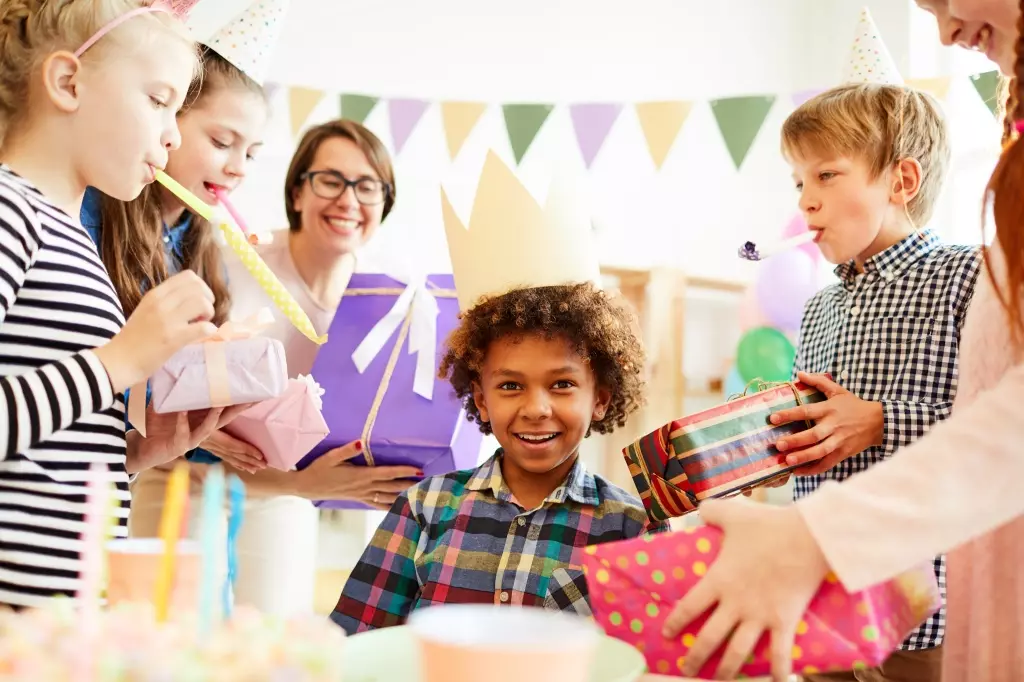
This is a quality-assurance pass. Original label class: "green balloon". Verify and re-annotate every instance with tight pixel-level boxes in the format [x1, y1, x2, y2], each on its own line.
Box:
[737, 327, 796, 383]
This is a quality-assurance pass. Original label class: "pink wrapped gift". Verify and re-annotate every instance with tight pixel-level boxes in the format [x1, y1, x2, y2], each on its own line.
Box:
[583, 526, 940, 678]
[223, 376, 330, 470]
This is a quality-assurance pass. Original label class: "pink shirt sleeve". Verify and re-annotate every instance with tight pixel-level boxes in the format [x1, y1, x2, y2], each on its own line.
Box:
[797, 360, 1024, 592]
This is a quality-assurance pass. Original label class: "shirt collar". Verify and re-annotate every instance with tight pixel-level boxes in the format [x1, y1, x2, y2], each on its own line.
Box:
[833, 230, 939, 284]
[465, 449, 601, 507]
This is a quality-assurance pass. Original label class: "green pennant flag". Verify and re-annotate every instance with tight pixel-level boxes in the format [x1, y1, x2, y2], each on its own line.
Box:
[502, 104, 554, 164]
[970, 71, 1002, 117]
[340, 94, 380, 124]
[710, 95, 776, 170]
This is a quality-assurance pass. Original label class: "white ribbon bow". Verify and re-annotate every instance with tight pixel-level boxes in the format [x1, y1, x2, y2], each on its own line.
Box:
[350, 272, 440, 400]
[295, 374, 325, 410]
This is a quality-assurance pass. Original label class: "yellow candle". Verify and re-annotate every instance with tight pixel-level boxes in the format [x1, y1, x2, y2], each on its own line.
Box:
[153, 169, 326, 345]
[153, 461, 190, 622]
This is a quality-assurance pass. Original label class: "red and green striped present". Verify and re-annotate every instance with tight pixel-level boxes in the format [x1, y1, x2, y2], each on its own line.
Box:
[623, 380, 826, 521]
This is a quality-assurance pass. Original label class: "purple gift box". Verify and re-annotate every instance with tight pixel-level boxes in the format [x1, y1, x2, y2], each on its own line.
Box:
[298, 273, 484, 509]
[150, 336, 288, 413]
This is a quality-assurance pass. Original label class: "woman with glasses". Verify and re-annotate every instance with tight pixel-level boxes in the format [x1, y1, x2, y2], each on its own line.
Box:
[200, 119, 423, 616]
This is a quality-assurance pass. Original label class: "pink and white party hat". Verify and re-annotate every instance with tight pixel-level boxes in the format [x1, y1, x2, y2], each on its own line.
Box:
[842, 7, 904, 85]
[186, 0, 290, 86]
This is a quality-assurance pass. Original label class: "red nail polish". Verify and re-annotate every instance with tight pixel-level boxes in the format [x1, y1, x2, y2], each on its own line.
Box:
[355, 440, 362, 450]
[415, 470, 425, 477]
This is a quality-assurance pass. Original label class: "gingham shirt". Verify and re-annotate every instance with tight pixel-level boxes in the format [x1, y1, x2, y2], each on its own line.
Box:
[792, 231, 982, 651]
[330, 450, 666, 634]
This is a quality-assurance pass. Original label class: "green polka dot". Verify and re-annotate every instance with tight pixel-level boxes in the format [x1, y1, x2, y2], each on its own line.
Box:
[852, 661, 868, 670]
[652, 570, 666, 584]
[630, 619, 644, 634]
[862, 625, 880, 642]
[635, 551, 649, 565]
[609, 612, 623, 627]
[645, 603, 659, 618]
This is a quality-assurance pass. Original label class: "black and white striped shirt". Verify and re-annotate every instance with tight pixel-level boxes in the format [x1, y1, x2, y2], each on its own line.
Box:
[792, 231, 982, 651]
[0, 165, 130, 609]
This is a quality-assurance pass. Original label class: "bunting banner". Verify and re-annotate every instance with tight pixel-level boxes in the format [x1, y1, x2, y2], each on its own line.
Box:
[569, 103, 623, 168]
[288, 87, 324, 137]
[441, 101, 488, 160]
[281, 69, 999, 175]
[635, 101, 693, 170]
[502, 103, 554, 164]
[712, 95, 776, 170]
[388, 99, 430, 153]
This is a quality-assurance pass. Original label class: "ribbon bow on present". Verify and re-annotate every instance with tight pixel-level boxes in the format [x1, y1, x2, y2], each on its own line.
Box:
[622, 379, 826, 521]
[129, 309, 277, 437]
[350, 271, 441, 400]
[295, 374, 326, 410]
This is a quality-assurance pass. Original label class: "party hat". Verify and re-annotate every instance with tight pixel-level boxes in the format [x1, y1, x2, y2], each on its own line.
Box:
[186, 0, 290, 86]
[441, 151, 601, 311]
[843, 7, 904, 85]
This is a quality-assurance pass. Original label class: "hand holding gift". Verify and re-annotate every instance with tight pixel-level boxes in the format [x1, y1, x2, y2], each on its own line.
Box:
[295, 439, 423, 510]
[199, 429, 268, 474]
[126, 402, 255, 474]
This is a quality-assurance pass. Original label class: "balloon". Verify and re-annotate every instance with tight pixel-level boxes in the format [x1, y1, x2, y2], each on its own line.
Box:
[755, 247, 819, 332]
[736, 327, 796, 383]
[724, 365, 747, 397]
[737, 287, 770, 332]
[783, 213, 821, 262]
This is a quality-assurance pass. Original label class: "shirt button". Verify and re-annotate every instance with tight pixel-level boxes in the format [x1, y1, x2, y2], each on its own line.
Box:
[840, 370, 850, 381]
[850, 306, 861, 316]
[163, 235, 170, 244]
[517, 517, 525, 527]
[883, 270, 895, 281]
[499, 591, 509, 603]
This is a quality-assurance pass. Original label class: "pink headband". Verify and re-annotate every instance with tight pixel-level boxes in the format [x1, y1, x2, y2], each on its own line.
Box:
[1015, 120, 1024, 135]
[74, 5, 171, 58]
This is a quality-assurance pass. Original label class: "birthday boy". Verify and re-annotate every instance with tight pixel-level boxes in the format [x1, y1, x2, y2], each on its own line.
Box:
[329, 152, 666, 634]
[767, 16, 981, 682]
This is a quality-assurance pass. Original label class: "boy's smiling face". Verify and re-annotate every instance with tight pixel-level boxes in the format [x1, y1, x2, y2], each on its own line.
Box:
[789, 151, 913, 267]
[473, 333, 611, 484]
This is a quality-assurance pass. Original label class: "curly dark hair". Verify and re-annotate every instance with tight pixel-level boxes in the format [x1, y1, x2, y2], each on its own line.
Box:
[438, 283, 646, 436]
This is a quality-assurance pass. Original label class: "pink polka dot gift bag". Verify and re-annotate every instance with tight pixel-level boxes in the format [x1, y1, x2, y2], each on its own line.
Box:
[582, 526, 940, 678]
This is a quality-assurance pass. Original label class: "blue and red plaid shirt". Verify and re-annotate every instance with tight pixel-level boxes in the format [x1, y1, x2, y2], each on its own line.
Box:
[330, 450, 667, 634]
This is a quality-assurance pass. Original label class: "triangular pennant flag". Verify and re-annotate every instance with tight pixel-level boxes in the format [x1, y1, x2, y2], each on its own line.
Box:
[288, 87, 324, 137]
[569, 103, 623, 168]
[441, 101, 488, 160]
[792, 88, 825, 108]
[907, 77, 952, 101]
[502, 104, 554, 164]
[711, 96, 776, 170]
[340, 94, 380, 124]
[635, 101, 692, 170]
[388, 99, 430, 153]
[971, 71, 1003, 116]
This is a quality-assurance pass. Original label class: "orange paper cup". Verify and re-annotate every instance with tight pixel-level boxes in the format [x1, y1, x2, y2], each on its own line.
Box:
[408, 605, 600, 682]
[106, 538, 201, 611]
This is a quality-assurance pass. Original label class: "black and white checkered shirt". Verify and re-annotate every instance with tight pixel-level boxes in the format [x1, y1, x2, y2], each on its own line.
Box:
[792, 230, 981, 651]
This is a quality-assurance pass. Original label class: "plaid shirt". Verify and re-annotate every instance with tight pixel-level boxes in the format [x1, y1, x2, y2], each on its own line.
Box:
[330, 451, 666, 634]
[793, 231, 982, 651]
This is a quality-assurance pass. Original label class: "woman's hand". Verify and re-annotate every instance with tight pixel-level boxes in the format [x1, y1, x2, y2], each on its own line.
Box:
[661, 498, 830, 681]
[126, 402, 253, 474]
[199, 429, 267, 474]
[294, 440, 424, 510]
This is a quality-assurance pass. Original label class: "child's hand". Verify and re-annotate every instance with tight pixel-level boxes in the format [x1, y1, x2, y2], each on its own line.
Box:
[769, 372, 884, 474]
[296, 440, 424, 509]
[200, 429, 268, 474]
[95, 271, 218, 393]
[126, 402, 254, 473]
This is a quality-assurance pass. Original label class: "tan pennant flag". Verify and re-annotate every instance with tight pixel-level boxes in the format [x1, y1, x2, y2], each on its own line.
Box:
[907, 77, 952, 101]
[289, 87, 325, 137]
[441, 101, 488, 160]
[635, 101, 693, 169]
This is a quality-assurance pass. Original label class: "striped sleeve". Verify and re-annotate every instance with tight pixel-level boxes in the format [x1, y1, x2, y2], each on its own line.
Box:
[0, 189, 116, 460]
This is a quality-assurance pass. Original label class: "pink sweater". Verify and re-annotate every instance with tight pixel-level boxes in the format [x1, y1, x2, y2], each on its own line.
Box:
[799, 243, 1024, 681]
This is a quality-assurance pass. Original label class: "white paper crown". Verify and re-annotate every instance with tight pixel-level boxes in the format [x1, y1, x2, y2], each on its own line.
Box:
[441, 151, 601, 311]
[843, 7, 904, 85]
[186, 0, 289, 86]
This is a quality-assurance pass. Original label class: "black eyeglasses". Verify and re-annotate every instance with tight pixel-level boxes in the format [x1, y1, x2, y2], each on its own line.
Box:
[299, 170, 391, 206]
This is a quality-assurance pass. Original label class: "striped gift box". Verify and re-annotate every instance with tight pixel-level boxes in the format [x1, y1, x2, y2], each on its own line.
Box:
[623, 381, 826, 521]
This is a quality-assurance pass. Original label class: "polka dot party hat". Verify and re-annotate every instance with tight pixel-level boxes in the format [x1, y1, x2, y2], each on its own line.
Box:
[842, 7, 903, 85]
[187, 0, 290, 86]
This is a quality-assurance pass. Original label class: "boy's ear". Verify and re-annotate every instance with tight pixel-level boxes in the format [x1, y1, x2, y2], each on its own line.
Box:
[592, 386, 612, 422]
[890, 158, 923, 206]
[472, 382, 489, 423]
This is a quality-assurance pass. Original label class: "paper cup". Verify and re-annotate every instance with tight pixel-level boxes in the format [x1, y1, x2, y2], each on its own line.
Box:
[106, 538, 201, 611]
[408, 605, 600, 682]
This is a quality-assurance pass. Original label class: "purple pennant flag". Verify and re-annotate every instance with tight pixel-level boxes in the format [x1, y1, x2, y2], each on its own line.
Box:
[388, 99, 431, 153]
[792, 88, 826, 108]
[570, 103, 623, 168]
